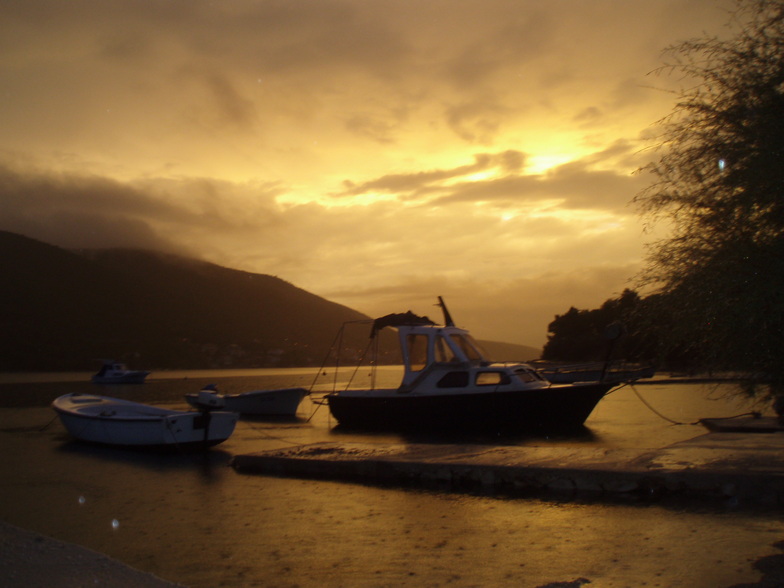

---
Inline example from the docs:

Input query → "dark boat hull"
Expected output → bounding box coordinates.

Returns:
[326,383,614,433]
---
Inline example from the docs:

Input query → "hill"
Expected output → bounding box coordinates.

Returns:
[478,340,541,363]
[0,231,541,371]
[0,231,368,370]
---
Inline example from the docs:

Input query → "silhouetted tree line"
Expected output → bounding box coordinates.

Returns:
[541,289,700,371]
[547,1,784,388]
[542,1,784,398]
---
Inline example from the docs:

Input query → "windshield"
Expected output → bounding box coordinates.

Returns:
[448,333,488,362]
[435,335,458,363]
[406,334,429,372]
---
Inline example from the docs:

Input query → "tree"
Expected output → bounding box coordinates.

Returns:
[542,289,650,362]
[635,0,784,395]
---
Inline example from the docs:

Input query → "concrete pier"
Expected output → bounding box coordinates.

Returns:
[232,425,784,507]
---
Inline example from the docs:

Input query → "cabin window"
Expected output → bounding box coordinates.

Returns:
[435,335,458,363]
[448,334,484,361]
[437,371,469,388]
[515,369,540,383]
[475,371,510,386]
[406,334,429,372]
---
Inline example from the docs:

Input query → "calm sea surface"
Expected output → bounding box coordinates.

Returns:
[0,367,782,587]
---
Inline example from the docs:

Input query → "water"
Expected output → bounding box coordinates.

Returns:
[0,368,781,587]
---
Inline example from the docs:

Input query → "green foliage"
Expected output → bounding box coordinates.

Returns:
[635,0,784,395]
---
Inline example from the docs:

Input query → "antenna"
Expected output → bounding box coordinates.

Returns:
[437,296,455,327]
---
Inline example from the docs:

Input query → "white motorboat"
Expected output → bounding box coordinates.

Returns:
[52,393,238,449]
[323,297,617,432]
[91,360,150,384]
[185,385,307,416]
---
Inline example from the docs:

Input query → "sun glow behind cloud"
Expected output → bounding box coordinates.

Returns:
[525,153,583,175]
[0,0,734,347]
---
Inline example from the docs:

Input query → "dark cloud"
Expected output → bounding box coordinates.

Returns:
[445,100,508,144]
[202,72,259,130]
[0,161,283,252]
[0,0,734,346]
[98,30,155,64]
[540,160,646,210]
[336,150,528,197]
[0,162,180,251]
[335,144,643,211]
[574,106,604,124]
[0,153,648,347]
[344,114,397,144]
[0,0,732,177]
[442,10,554,88]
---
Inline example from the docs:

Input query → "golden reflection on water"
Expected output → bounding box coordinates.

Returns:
[0,374,778,587]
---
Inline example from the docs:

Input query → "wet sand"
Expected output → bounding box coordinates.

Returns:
[1,375,783,587]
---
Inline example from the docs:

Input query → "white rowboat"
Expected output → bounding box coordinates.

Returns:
[52,393,238,450]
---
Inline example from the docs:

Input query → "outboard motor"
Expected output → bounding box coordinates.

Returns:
[192,384,225,445]
[194,384,226,410]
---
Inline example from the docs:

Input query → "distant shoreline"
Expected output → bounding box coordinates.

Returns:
[0,365,404,385]
[0,368,752,386]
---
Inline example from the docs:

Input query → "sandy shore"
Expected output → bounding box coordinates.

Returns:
[0,521,182,587]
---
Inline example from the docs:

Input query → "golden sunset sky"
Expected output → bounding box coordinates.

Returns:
[0,0,734,347]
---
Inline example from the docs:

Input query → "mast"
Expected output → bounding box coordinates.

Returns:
[437,296,455,327]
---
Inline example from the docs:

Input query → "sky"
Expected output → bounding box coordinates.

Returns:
[0,0,736,348]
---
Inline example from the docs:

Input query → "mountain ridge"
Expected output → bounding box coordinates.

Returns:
[0,231,540,370]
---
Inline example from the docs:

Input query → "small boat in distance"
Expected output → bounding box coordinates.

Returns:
[185,385,308,416]
[91,360,150,385]
[52,393,238,450]
[322,297,617,433]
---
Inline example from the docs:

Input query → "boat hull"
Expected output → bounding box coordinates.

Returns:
[52,394,237,449]
[537,364,655,384]
[91,371,150,385]
[326,383,614,433]
[185,388,307,416]
[91,372,149,386]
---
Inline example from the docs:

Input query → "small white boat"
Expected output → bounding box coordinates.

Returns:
[52,393,238,449]
[91,360,150,385]
[186,385,307,416]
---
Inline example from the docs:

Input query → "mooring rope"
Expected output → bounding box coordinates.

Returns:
[629,383,696,425]
[243,423,313,447]
[305,394,325,423]
[305,320,379,425]
[38,413,60,431]
[627,382,763,426]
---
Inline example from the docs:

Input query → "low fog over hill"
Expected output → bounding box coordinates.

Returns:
[0,232,540,371]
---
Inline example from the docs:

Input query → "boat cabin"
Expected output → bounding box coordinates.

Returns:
[367,303,547,395]
[392,323,546,392]
[95,362,128,377]
[397,324,487,386]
